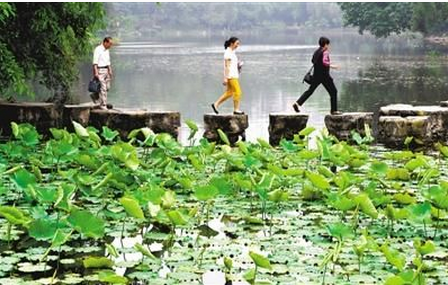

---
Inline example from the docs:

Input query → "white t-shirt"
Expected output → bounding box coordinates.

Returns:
[93,44,110,67]
[224,48,239,79]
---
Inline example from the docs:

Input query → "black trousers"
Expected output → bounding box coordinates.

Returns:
[297,76,338,113]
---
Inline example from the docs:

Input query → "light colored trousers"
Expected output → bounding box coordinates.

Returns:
[97,68,110,107]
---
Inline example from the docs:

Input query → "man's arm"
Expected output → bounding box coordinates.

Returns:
[93,64,99,79]
[107,65,113,77]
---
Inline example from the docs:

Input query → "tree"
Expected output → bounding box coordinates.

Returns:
[411,3,448,36]
[338,3,412,38]
[0,3,105,101]
[339,3,448,38]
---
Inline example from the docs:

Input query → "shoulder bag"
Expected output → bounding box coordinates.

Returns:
[302,65,314,85]
[88,78,101,93]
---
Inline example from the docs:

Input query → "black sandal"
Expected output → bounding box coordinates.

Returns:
[211,103,219,114]
[292,103,300,113]
[233,110,245,115]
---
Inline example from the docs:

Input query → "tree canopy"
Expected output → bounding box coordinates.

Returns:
[0,3,105,100]
[339,2,448,38]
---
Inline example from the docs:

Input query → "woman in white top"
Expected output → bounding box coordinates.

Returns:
[211,37,244,115]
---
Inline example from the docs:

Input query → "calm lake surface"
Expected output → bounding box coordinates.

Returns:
[79,31,448,144]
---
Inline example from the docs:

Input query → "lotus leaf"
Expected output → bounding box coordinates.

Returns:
[119,196,145,219]
[83,257,114,268]
[134,243,157,259]
[327,222,353,241]
[306,172,330,190]
[28,218,58,241]
[380,243,406,271]
[249,251,272,270]
[67,209,105,239]
[72,121,89,138]
[166,210,188,226]
[11,168,36,190]
[194,185,219,201]
[0,206,30,226]
[217,129,230,145]
[98,270,128,284]
[101,126,119,142]
[354,193,378,219]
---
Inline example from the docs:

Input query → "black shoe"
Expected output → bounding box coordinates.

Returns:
[106,103,113,109]
[211,103,219,114]
[331,111,342,115]
[292,102,300,113]
[233,110,245,115]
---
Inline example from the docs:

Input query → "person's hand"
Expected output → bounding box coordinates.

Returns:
[94,73,99,79]
[331,64,340,70]
[222,77,228,85]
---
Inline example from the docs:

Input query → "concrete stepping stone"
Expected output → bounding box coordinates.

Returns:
[0,102,58,136]
[324,112,374,141]
[89,108,151,140]
[377,116,432,148]
[62,104,92,131]
[379,104,448,142]
[203,114,248,144]
[268,113,309,146]
[147,111,181,139]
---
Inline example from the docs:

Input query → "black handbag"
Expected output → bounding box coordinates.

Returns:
[88,78,101,93]
[302,66,314,84]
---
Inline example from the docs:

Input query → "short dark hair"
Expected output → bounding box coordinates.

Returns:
[103,37,113,43]
[318,36,330,47]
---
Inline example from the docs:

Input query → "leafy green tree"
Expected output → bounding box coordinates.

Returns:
[338,3,412,38]
[0,3,105,100]
[411,3,448,36]
[339,3,448,38]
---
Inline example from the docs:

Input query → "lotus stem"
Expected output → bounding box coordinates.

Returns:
[6,222,11,247]
[423,221,427,239]
[121,219,127,261]
[433,208,440,240]
[322,262,327,285]
[253,265,258,285]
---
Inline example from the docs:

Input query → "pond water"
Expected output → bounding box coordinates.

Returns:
[77,31,448,144]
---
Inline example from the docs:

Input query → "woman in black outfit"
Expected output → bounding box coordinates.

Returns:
[293,36,341,115]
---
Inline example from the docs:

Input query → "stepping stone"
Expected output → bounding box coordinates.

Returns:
[268,113,309,146]
[62,104,92,131]
[147,111,181,139]
[379,104,448,142]
[377,116,432,148]
[203,114,248,144]
[324,112,374,141]
[0,102,59,137]
[89,108,151,140]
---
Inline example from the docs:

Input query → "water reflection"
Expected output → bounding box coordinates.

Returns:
[73,32,448,145]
